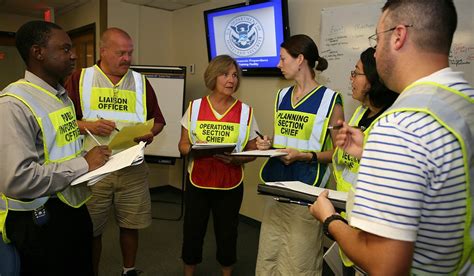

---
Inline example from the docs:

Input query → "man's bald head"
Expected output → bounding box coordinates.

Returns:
[100,28,132,49]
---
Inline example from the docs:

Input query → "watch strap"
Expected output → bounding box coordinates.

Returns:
[323,214,347,240]
[307,151,318,163]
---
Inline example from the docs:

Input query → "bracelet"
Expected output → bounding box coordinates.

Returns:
[323,213,347,240]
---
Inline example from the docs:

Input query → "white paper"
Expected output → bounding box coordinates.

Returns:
[265,181,348,203]
[71,142,146,186]
[230,149,288,157]
[323,242,343,276]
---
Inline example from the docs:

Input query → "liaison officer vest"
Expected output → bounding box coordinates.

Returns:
[364,82,473,274]
[188,97,252,190]
[79,65,146,145]
[0,81,91,243]
[333,105,368,193]
[260,85,339,186]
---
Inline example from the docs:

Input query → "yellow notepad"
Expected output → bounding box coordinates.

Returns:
[108,118,154,150]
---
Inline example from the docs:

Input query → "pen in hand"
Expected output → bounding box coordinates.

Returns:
[97,115,120,132]
[255,130,265,139]
[85,128,102,146]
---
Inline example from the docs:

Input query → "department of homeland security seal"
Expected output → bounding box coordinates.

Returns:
[225,15,264,56]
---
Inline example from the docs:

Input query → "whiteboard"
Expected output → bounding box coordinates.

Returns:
[319,0,474,119]
[131,65,186,158]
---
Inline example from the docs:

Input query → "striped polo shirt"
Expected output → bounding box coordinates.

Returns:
[348,68,473,274]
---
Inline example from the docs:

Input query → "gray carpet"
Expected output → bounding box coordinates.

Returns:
[99,186,260,276]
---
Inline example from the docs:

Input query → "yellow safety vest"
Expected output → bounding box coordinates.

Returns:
[0,81,91,243]
[79,65,147,149]
[332,105,368,267]
[332,105,368,193]
[360,82,473,274]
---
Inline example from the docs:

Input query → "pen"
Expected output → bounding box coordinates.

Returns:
[274,197,312,207]
[97,115,120,132]
[255,130,265,139]
[85,128,102,146]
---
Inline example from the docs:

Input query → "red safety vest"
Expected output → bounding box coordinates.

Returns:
[189,97,251,189]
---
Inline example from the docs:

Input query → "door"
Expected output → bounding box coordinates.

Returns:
[68,23,96,71]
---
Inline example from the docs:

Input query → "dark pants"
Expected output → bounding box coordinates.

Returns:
[182,178,244,267]
[5,197,93,276]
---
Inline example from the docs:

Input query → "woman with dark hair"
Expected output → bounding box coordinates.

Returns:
[331,47,397,275]
[255,34,344,275]
[178,55,259,276]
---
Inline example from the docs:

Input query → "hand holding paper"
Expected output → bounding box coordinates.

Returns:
[72,142,146,186]
[108,119,154,150]
[309,190,336,222]
[83,145,111,171]
[258,181,347,209]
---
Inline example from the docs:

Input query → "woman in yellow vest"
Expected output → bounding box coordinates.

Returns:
[178,55,259,276]
[332,47,397,276]
[255,34,344,276]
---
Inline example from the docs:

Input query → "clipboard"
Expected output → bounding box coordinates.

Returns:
[230,149,288,157]
[71,142,146,186]
[257,181,348,210]
[190,143,236,158]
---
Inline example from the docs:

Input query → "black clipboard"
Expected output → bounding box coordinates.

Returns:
[190,143,236,158]
[257,182,347,210]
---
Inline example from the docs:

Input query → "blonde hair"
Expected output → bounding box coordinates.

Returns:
[204,55,241,91]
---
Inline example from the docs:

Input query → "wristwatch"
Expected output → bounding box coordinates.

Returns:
[323,214,347,240]
[307,152,318,163]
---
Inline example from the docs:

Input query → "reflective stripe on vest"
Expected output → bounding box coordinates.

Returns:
[80,65,146,123]
[364,82,473,274]
[0,81,91,242]
[188,97,251,189]
[0,196,49,211]
[273,85,336,151]
[260,86,339,187]
[3,82,82,161]
[189,98,250,152]
[333,105,368,192]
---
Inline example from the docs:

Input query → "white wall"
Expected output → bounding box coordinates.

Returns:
[107,0,173,65]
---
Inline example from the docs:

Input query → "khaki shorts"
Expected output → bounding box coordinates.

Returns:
[87,162,152,237]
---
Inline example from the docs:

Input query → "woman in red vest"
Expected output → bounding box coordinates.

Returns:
[178,55,259,276]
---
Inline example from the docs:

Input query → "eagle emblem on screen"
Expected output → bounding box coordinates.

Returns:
[231,23,256,49]
[225,15,264,57]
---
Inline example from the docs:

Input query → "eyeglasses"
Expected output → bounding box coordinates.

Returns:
[350,70,365,78]
[368,24,413,48]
